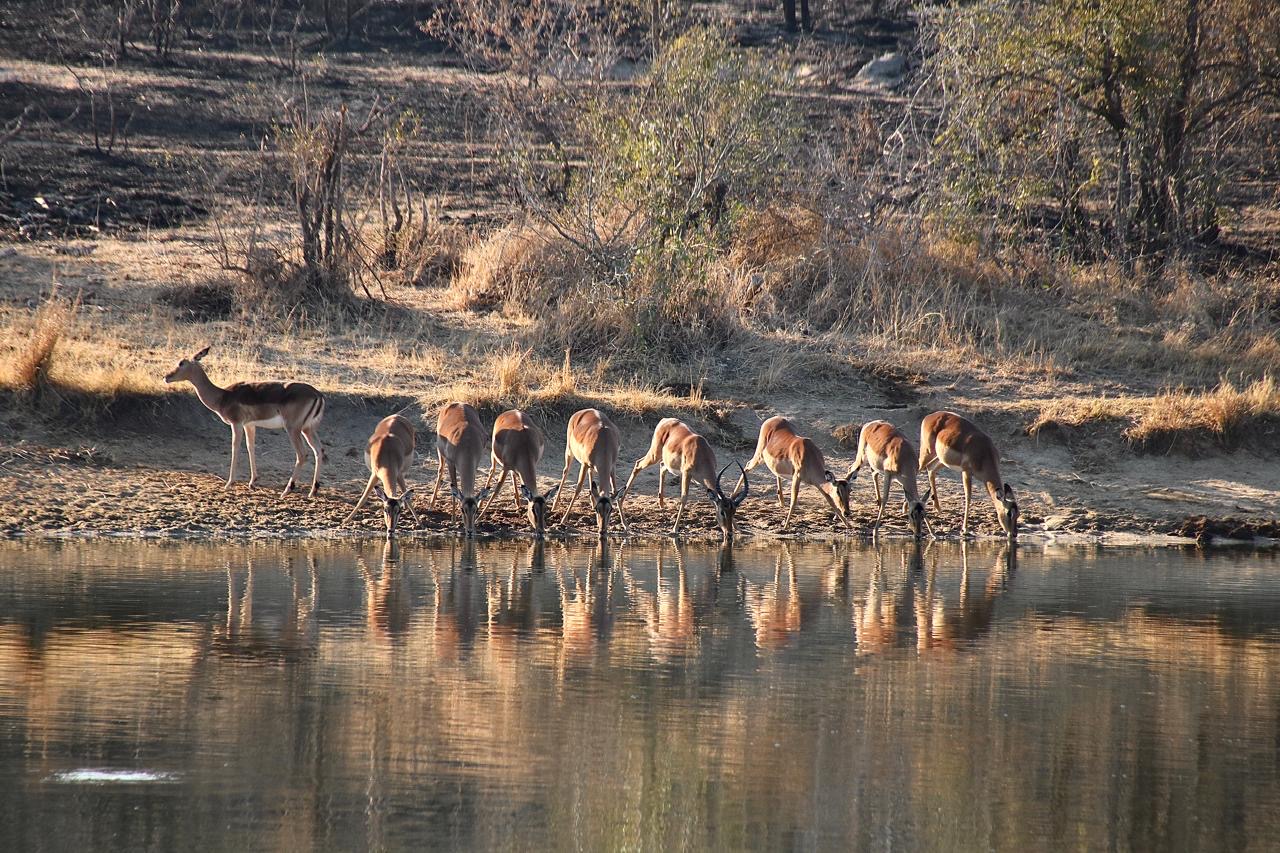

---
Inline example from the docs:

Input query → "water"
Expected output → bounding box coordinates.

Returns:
[1,538,1279,852]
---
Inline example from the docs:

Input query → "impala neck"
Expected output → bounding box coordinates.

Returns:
[187,363,227,414]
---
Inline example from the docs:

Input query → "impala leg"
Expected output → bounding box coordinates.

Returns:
[430,449,446,508]
[872,471,883,504]
[670,471,690,536]
[657,467,666,508]
[872,478,892,538]
[775,475,784,507]
[225,424,242,490]
[511,471,525,510]
[399,473,420,525]
[560,463,588,527]
[928,466,942,512]
[280,428,307,497]
[961,470,973,538]
[550,449,573,516]
[244,425,258,488]
[621,460,646,503]
[782,475,801,530]
[611,474,630,533]
[302,426,322,497]
[480,466,508,517]
[449,464,459,524]
[819,484,855,530]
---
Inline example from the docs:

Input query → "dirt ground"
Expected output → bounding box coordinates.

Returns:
[2,375,1278,545]
[1,9,1277,547]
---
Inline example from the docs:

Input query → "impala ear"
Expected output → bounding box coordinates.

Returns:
[544,484,561,501]
[374,483,387,501]
[400,487,415,504]
[824,469,835,484]
[476,487,493,502]
[450,486,464,501]
[520,484,534,503]
[1003,484,1015,500]
[193,345,210,362]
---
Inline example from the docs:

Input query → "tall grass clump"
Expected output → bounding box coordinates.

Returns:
[5,295,77,397]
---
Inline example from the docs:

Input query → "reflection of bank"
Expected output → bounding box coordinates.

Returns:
[742,545,802,652]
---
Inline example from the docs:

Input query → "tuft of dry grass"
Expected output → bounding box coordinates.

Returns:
[1126,377,1280,446]
[5,295,76,395]
[1027,377,1280,451]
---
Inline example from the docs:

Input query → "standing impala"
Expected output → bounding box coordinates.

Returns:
[846,420,931,539]
[621,417,748,541]
[163,345,324,497]
[742,415,854,531]
[480,409,559,536]
[345,414,418,537]
[552,408,628,537]
[431,402,491,537]
[918,410,1018,539]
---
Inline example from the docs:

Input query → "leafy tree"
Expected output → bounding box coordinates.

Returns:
[925,0,1280,260]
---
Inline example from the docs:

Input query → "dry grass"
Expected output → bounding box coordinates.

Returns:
[1126,377,1280,445]
[1028,377,1280,450]
[3,295,75,395]
[0,294,165,413]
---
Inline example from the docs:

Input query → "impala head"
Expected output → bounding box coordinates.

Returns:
[164,345,211,384]
[908,488,931,539]
[588,481,618,539]
[374,485,414,539]
[520,484,561,538]
[452,486,493,538]
[997,484,1019,540]
[827,468,856,517]
[706,461,750,544]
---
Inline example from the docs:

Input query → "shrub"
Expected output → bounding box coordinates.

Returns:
[924,0,1280,259]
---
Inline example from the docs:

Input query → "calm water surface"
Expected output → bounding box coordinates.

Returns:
[1,538,1279,851]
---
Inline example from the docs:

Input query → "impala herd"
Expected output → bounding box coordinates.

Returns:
[164,347,1021,543]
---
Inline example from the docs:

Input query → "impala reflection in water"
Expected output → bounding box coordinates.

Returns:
[1,539,1279,851]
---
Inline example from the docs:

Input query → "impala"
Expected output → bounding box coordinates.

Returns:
[431,402,492,537]
[742,415,854,530]
[552,408,628,538]
[621,417,749,541]
[345,414,418,537]
[919,411,1018,539]
[481,409,559,536]
[846,420,932,538]
[164,346,324,497]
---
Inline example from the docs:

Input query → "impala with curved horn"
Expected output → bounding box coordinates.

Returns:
[345,414,418,537]
[847,419,931,539]
[163,345,325,497]
[621,417,748,541]
[551,408,628,538]
[742,415,854,530]
[481,409,559,537]
[431,402,492,537]
[919,410,1018,539]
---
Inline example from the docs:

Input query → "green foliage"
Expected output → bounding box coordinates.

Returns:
[925,0,1280,259]
[507,26,795,357]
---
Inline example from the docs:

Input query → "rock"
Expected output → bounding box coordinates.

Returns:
[853,52,906,90]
